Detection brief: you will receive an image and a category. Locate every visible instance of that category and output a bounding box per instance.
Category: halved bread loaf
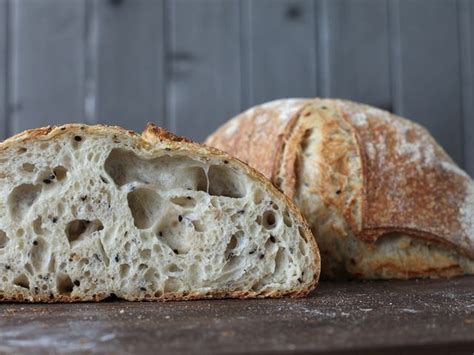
[206,98,474,279]
[0,123,320,302]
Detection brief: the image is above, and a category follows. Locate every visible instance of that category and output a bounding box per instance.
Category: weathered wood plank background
[0,0,472,175]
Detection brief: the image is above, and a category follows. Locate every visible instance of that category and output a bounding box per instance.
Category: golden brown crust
[142,123,194,144]
[350,264,464,279]
[0,122,320,302]
[205,99,310,182]
[206,98,474,277]
[338,101,474,259]
[0,285,315,303]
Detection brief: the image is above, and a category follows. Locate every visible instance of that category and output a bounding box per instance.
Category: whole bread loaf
[206,98,474,279]
[0,123,319,302]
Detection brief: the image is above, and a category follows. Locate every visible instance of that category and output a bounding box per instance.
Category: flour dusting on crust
[224,119,240,137]
[205,97,474,278]
[261,99,308,123]
[356,106,465,177]
[349,106,435,166]
[351,113,368,126]
[341,100,474,258]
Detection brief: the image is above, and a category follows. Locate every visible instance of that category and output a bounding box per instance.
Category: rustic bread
[0,123,320,302]
[206,98,474,279]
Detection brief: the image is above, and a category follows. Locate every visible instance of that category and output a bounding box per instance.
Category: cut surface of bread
[0,124,319,302]
[206,98,474,279]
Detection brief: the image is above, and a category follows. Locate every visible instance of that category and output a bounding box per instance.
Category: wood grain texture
[394,0,464,165]
[9,0,87,134]
[323,0,391,111]
[245,0,317,107]
[167,0,242,142]
[94,0,165,132]
[0,278,473,354]
[0,0,7,139]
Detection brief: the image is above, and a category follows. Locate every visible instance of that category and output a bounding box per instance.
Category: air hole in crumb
[181,166,208,191]
[251,281,264,292]
[18,147,27,154]
[262,211,277,230]
[56,273,74,295]
[120,264,130,278]
[21,163,35,172]
[31,237,48,271]
[32,216,44,234]
[13,274,29,289]
[79,258,89,267]
[163,277,183,293]
[192,220,205,232]
[0,230,8,249]
[253,188,265,204]
[298,239,307,256]
[274,248,287,275]
[298,226,308,242]
[127,188,161,229]
[48,255,56,273]
[167,264,181,273]
[97,238,110,267]
[72,136,83,149]
[104,148,209,191]
[264,237,277,253]
[16,228,25,237]
[170,196,196,208]
[144,267,158,286]
[283,210,293,227]
[24,263,34,275]
[65,219,103,247]
[225,234,238,259]
[8,184,41,221]
[53,166,68,181]
[208,165,244,198]
[153,244,163,254]
[140,249,151,259]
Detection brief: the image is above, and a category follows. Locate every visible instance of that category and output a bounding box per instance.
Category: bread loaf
[0,123,319,301]
[206,98,474,279]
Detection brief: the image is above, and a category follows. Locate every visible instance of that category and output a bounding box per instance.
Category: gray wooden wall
[0,0,473,176]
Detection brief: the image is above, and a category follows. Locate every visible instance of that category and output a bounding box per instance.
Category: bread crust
[205,99,310,181]
[206,99,474,278]
[339,101,474,258]
[0,123,320,301]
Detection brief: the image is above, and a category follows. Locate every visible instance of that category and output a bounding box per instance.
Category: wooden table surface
[0,277,473,354]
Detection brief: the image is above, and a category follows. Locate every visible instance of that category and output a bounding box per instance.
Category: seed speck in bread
[206,98,474,279]
[0,123,320,302]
